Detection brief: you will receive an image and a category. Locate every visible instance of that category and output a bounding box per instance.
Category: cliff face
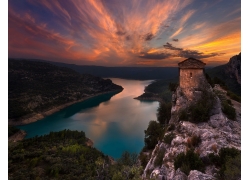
[206,52,241,96]
[225,53,241,84]
[142,84,241,180]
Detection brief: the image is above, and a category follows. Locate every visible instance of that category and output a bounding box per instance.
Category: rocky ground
[142,85,241,180]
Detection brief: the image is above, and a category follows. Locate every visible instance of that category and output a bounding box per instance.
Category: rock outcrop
[225,53,241,84]
[142,84,241,180]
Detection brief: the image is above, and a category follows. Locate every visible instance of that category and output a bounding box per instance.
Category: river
[17,78,159,159]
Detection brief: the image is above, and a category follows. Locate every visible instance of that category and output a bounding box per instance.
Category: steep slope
[142,84,241,179]
[8,60,123,125]
[206,53,241,95]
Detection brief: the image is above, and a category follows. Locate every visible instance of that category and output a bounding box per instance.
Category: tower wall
[179,68,205,89]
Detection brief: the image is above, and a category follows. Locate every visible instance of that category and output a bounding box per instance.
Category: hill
[206,53,241,96]
[8,60,123,125]
[9,58,179,80]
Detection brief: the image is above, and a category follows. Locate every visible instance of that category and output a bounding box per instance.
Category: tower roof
[178,57,206,69]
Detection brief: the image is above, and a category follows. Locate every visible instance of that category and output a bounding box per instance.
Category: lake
[17,78,159,159]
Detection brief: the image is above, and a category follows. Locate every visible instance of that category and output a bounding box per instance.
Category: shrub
[208,147,241,180]
[139,153,148,168]
[227,91,241,102]
[179,89,215,123]
[154,148,165,167]
[144,121,164,150]
[187,135,201,148]
[174,149,205,175]
[226,99,232,105]
[168,82,178,92]
[157,102,172,125]
[164,133,175,145]
[211,144,217,153]
[167,124,175,131]
[223,155,241,180]
[221,101,236,120]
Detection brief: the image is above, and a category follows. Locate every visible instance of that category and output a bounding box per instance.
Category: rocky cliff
[142,83,241,179]
[225,53,241,84]
[206,52,241,96]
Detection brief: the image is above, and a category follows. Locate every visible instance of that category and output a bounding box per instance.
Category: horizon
[8,0,240,67]
[8,57,222,68]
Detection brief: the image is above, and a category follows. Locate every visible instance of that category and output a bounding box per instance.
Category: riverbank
[9,89,123,126]
[8,130,27,142]
[134,92,164,103]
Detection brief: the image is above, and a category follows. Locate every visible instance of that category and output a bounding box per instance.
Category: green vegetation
[157,102,172,125]
[136,78,178,103]
[179,89,216,123]
[187,135,201,148]
[8,129,143,179]
[221,100,236,120]
[163,133,175,145]
[154,148,165,167]
[174,149,205,175]
[8,126,19,137]
[144,121,165,150]
[208,147,241,180]
[8,60,123,121]
[227,90,241,102]
[166,123,175,131]
[110,151,143,180]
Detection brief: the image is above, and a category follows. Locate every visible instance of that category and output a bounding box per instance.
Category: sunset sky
[8,0,241,67]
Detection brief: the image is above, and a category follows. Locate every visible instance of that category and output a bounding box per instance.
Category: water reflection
[18,78,159,159]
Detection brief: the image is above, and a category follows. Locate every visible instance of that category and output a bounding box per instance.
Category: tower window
[190,72,192,78]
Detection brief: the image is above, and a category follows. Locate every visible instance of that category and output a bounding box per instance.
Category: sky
[8,0,241,67]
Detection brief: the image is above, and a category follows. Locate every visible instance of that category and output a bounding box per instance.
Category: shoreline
[8,89,122,126]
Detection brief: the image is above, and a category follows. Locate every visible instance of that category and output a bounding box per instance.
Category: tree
[144,121,164,150]
[157,102,171,125]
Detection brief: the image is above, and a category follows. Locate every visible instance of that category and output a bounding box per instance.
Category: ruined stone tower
[178,57,206,88]
[178,57,206,100]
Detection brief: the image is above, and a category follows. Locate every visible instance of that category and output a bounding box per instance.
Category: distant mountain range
[8,58,179,80]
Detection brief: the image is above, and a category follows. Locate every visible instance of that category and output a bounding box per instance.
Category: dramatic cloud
[139,52,171,60]
[163,42,225,59]
[8,0,241,66]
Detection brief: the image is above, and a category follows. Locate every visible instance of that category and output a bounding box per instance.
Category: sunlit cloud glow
[8,0,240,66]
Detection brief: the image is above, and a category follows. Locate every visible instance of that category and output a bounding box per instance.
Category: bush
[144,121,164,150]
[187,135,201,148]
[227,91,241,102]
[157,102,172,125]
[154,148,165,167]
[139,153,148,168]
[167,124,175,131]
[174,149,205,175]
[164,133,175,145]
[221,101,236,120]
[179,89,215,123]
[223,155,241,180]
[208,147,241,180]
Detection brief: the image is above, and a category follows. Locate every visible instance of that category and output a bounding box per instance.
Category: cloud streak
[8,0,241,66]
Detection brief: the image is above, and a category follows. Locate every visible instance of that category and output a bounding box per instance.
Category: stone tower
[178,57,206,88]
[178,57,206,99]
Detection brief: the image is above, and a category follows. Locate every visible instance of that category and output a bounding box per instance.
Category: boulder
[188,170,215,180]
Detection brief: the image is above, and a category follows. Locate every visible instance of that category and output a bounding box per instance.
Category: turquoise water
[17,78,159,159]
